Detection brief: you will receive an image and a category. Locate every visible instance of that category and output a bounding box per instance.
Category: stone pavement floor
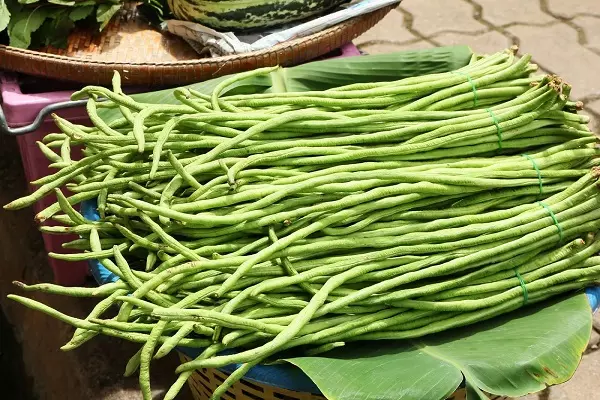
[356,1,600,399]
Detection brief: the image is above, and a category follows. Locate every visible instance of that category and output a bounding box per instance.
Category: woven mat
[41,2,198,62]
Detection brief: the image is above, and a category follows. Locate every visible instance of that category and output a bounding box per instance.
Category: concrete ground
[356,0,600,130]
[357,1,600,399]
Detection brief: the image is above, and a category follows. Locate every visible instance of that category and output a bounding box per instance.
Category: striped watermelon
[167,0,349,31]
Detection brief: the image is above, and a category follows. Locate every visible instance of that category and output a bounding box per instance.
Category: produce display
[5,47,600,400]
[0,0,348,49]
[167,0,349,30]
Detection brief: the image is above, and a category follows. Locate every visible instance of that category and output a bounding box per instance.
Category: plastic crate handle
[0,98,90,136]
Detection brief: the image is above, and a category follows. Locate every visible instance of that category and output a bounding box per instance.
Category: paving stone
[475,0,554,26]
[587,99,600,113]
[534,64,552,76]
[586,100,600,133]
[585,112,600,134]
[554,351,600,400]
[400,0,486,36]
[434,30,512,55]
[547,0,600,19]
[594,311,600,331]
[588,329,600,352]
[581,108,599,140]
[355,9,418,46]
[509,393,539,400]
[572,15,600,52]
[507,23,600,99]
[546,386,570,400]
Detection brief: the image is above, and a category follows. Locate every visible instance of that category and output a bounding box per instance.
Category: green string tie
[452,71,478,107]
[522,154,543,198]
[538,201,564,243]
[486,108,503,150]
[513,269,528,306]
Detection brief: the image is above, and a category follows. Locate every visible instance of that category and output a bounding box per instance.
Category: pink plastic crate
[0,75,92,285]
[0,43,359,286]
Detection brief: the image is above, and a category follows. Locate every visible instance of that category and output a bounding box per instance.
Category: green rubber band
[513,269,528,306]
[538,201,564,242]
[486,108,503,150]
[522,154,543,197]
[452,71,478,107]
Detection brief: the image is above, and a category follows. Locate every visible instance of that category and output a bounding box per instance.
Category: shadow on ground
[1,309,37,400]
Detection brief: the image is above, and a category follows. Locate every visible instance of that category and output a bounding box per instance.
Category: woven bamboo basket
[0,2,394,86]
[178,353,508,400]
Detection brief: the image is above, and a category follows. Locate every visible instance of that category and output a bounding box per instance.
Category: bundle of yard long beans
[6,47,600,400]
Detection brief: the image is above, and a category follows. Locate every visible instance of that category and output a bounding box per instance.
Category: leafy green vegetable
[138,0,171,24]
[47,0,76,6]
[8,6,51,48]
[0,0,10,32]
[285,294,592,400]
[34,9,74,47]
[0,0,162,49]
[68,4,93,22]
[96,3,120,30]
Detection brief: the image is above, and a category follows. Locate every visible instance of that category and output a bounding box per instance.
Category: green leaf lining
[285,294,591,400]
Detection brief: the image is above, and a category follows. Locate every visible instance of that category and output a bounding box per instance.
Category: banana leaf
[98,45,473,123]
[285,293,592,400]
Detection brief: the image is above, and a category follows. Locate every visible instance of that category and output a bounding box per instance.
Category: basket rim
[0,6,394,67]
